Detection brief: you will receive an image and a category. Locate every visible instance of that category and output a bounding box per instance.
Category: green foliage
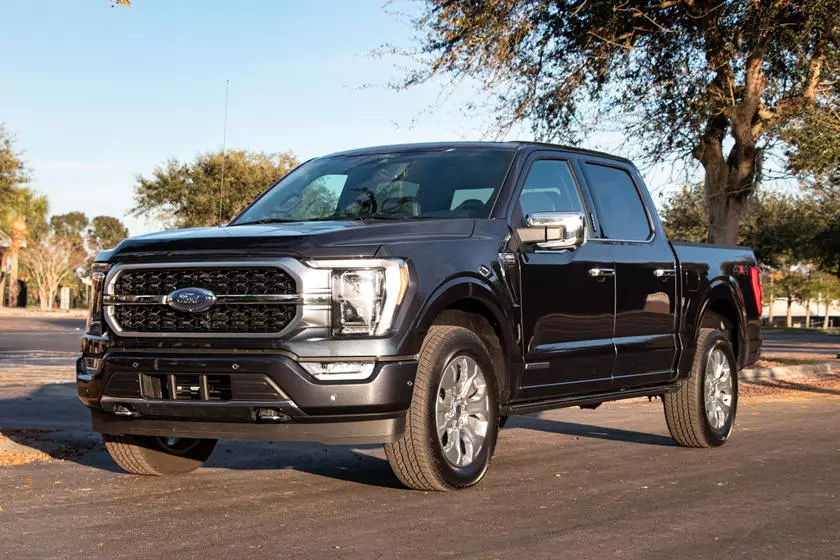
[811,271,840,306]
[132,150,299,229]
[0,186,48,241]
[661,183,837,272]
[406,0,840,243]
[660,184,707,243]
[0,124,30,205]
[88,215,129,254]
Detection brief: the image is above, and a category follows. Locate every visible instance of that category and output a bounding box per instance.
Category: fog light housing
[83,356,103,376]
[299,361,375,381]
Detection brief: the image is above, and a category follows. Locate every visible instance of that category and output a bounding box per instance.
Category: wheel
[384,325,499,491]
[663,328,738,447]
[103,434,217,475]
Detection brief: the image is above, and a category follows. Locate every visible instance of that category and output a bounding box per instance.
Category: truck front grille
[114,267,295,296]
[113,303,296,334]
[103,264,301,337]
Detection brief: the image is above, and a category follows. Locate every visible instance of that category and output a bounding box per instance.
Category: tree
[777,269,807,328]
[404,0,840,244]
[660,184,707,243]
[88,216,129,254]
[50,211,89,255]
[23,234,86,311]
[0,124,30,206]
[132,150,298,229]
[811,271,840,329]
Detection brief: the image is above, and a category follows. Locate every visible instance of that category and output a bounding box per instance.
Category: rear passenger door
[576,161,678,387]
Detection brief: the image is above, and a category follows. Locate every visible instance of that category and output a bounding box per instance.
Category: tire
[103,434,217,475]
[384,325,500,491]
[663,328,738,448]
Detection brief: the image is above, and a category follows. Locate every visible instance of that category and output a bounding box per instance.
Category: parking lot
[1,317,838,559]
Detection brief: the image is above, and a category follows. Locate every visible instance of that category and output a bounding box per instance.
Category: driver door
[516,156,616,400]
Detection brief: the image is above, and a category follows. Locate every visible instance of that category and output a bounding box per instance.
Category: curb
[739,362,833,382]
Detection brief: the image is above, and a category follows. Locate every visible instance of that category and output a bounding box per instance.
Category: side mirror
[517,212,587,250]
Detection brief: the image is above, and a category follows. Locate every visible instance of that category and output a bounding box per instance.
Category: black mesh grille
[113,303,295,333]
[114,267,295,296]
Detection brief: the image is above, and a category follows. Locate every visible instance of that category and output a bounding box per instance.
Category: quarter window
[582,163,651,240]
[518,160,585,223]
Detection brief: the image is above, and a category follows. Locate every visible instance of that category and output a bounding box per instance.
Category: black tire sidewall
[696,332,738,446]
[421,330,499,488]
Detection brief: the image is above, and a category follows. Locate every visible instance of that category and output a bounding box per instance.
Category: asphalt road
[0,317,84,368]
[1,380,838,559]
[760,329,840,357]
[1,317,839,559]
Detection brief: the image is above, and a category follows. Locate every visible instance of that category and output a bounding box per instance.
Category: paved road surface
[1,317,839,559]
[1,379,838,560]
[0,317,84,369]
[760,330,840,358]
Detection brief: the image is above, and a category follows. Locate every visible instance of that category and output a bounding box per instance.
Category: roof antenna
[219,79,230,223]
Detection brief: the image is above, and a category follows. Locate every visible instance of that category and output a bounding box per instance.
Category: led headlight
[86,262,110,336]
[307,259,408,336]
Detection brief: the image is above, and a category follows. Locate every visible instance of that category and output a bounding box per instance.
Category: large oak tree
[404,0,840,243]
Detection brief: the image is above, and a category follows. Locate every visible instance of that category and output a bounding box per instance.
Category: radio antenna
[219,79,230,223]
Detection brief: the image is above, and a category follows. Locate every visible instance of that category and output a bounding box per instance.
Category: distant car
[78,142,762,490]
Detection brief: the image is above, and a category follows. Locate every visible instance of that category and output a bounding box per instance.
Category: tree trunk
[805,299,811,328]
[39,287,49,311]
[825,303,832,329]
[767,296,774,324]
[697,131,753,246]
[786,298,793,328]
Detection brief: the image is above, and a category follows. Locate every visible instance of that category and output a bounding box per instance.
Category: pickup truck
[78,142,762,491]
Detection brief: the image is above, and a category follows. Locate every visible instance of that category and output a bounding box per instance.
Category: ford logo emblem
[166,287,217,313]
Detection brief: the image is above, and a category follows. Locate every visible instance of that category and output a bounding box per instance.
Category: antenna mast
[219,79,230,222]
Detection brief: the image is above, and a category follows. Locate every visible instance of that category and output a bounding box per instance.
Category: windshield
[232,149,515,225]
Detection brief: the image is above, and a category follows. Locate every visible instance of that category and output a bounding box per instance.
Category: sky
[1,0,693,236]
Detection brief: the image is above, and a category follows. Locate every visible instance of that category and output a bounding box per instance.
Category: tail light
[750,266,763,317]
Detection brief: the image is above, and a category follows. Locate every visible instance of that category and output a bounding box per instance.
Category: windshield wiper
[358,214,436,221]
[230,218,301,226]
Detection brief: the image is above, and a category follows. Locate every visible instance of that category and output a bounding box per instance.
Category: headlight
[307,259,408,336]
[86,262,110,336]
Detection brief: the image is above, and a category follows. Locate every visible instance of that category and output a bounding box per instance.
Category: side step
[502,384,675,416]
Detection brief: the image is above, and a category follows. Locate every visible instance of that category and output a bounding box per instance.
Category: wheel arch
[680,278,749,375]
[409,277,519,403]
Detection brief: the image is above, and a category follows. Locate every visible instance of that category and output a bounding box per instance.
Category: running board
[503,384,675,416]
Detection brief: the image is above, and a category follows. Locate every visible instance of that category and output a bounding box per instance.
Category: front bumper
[78,353,417,444]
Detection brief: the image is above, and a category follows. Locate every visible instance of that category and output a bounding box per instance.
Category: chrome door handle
[654,268,677,278]
[589,267,615,278]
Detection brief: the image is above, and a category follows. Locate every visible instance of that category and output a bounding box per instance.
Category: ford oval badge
[166,287,217,313]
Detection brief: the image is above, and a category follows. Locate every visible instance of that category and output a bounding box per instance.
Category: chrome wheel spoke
[434,354,490,468]
[704,347,734,431]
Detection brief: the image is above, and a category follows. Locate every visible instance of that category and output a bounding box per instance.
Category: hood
[107,219,476,261]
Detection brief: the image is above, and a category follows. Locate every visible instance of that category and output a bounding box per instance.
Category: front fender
[405,275,520,361]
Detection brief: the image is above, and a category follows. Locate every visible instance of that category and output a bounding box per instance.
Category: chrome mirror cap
[518,211,587,250]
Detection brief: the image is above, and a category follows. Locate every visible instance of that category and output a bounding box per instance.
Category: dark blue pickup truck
[78,142,762,490]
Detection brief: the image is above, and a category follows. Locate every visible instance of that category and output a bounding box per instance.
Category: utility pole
[219,79,230,223]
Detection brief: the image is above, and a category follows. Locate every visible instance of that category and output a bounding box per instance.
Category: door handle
[588,267,615,278]
[654,268,677,278]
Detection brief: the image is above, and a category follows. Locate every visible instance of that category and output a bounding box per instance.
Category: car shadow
[3,382,680,487]
[505,414,676,447]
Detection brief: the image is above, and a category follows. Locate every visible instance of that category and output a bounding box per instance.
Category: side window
[582,163,651,240]
[518,160,584,223]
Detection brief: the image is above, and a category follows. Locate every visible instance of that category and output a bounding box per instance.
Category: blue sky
[1,0,688,235]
